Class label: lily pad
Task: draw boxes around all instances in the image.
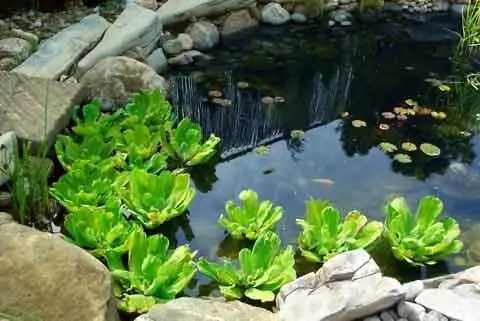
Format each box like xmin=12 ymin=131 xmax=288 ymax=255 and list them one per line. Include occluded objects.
xmin=290 ymin=130 xmax=305 ymax=140
xmin=254 ymin=145 xmax=271 ymax=156
xmin=379 ymin=142 xmax=398 ymax=153
xmin=379 ymin=123 xmax=390 ymax=130
xmin=381 ymin=112 xmax=396 ymax=119
xmin=341 ymin=111 xmax=350 ymax=118
xmin=352 ymin=120 xmax=367 ymax=128
xmin=393 ymin=154 xmax=412 ymax=164
xmin=405 ymin=99 xmax=418 ymax=107
xmin=420 ymin=143 xmax=441 ymax=157
xmin=439 ymin=84 xmax=451 ymax=92
xmin=401 ymin=142 xmax=417 ymax=152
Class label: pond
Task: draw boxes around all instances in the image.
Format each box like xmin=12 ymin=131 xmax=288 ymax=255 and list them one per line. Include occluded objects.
xmin=162 ymin=14 xmax=480 ymax=295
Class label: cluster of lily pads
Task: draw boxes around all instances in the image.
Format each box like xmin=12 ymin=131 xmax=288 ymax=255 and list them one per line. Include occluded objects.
xmin=48 ymin=90 xmax=464 ymax=315
xmin=348 ymin=99 xmax=445 ymax=164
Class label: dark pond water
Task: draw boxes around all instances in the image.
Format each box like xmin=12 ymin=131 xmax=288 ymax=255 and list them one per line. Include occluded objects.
xmin=163 ymin=15 xmax=480 ymax=296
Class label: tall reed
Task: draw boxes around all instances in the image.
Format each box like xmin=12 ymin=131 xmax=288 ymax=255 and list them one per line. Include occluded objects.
xmin=459 ymin=0 xmax=480 ymax=55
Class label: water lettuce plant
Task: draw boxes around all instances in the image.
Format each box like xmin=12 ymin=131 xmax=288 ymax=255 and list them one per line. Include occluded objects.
xmin=218 ymin=189 xmax=283 ymax=240
xmin=63 ymin=200 xmax=142 ymax=269
xmin=70 ymin=99 xmax=120 ymax=138
xmin=117 ymin=169 xmax=195 ymax=229
xmin=296 ymin=199 xmax=383 ymax=263
xmin=120 ymin=90 xmax=173 ymax=130
xmin=160 ymin=118 xmax=221 ymax=166
xmin=111 ymin=230 xmax=197 ymax=313
xmin=384 ymin=195 xmax=463 ymax=265
xmin=49 ymin=162 xmax=118 ymax=212
xmin=54 ymin=134 xmax=116 ymax=171
xmin=197 ymin=231 xmax=296 ymax=302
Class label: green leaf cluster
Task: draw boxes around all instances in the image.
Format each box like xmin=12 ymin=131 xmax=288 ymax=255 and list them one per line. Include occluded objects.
xmin=384 ymin=196 xmax=463 ymax=265
xmin=296 ymin=199 xmax=384 ymax=263
xmin=197 ymin=231 xmax=296 ymax=302
xmin=111 ymin=230 xmax=197 ymax=313
xmin=218 ymin=189 xmax=283 ymax=240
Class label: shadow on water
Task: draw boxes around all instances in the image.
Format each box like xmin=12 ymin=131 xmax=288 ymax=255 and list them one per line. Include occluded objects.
xmin=161 ymin=17 xmax=480 ymax=297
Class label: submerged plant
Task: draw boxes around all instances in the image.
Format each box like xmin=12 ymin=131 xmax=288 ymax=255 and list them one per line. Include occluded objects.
xmin=117 ymin=169 xmax=195 ymax=229
xmin=160 ymin=118 xmax=221 ymax=166
xmin=111 ymin=230 xmax=197 ymax=313
xmin=384 ymin=196 xmax=463 ymax=265
xmin=63 ymin=200 xmax=142 ymax=269
xmin=197 ymin=231 xmax=296 ymax=302
xmin=218 ymin=189 xmax=283 ymax=240
xmin=296 ymin=199 xmax=383 ymax=263
xmin=49 ymin=162 xmax=118 ymax=212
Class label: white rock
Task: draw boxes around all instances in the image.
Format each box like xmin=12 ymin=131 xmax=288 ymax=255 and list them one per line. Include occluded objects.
xmin=77 ymin=3 xmax=162 ymax=77
xmin=162 ymin=39 xmax=184 ymax=56
xmin=425 ymin=310 xmax=448 ymax=321
xmin=79 ymin=56 xmax=167 ymax=109
xmin=364 ymin=316 xmax=381 ymax=321
xmin=177 ymin=33 xmax=194 ymax=51
xmin=0 ymin=38 xmax=32 ymax=62
xmin=221 ymin=9 xmax=259 ymax=37
xmin=380 ymin=310 xmax=396 ymax=321
xmin=147 ymin=48 xmax=168 ymax=73
xmin=397 ymin=301 xmax=426 ymax=321
xmin=167 ymin=50 xmax=206 ymax=66
xmin=291 ymin=12 xmax=307 ymax=23
xmin=402 ymin=280 xmax=424 ymax=301
xmin=0 ymin=132 xmax=17 ymax=187
xmin=261 ymin=3 xmax=290 ymax=25
xmin=187 ymin=21 xmax=219 ymax=50
xmin=13 ymin=14 xmax=110 ymax=80
xmin=416 ymin=288 xmax=480 ymax=321
xmin=157 ymin=0 xmax=256 ymax=25
xmin=277 ymin=249 xmax=404 ymax=321
xmin=9 ymin=29 xmax=39 ymax=47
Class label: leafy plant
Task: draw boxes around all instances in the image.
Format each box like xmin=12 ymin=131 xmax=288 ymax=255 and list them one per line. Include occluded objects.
xmin=117 ymin=169 xmax=195 ymax=229
xmin=70 ymin=99 xmax=120 ymax=138
xmin=49 ymin=162 xmax=118 ymax=212
xmin=120 ymin=90 xmax=173 ymax=130
xmin=111 ymin=230 xmax=197 ymax=313
xmin=160 ymin=118 xmax=221 ymax=166
xmin=296 ymin=199 xmax=383 ymax=263
xmin=459 ymin=0 xmax=480 ymax=55
xmin=359 ymin=0 xmax=384 ymax=11
xmin=218 ymin=189 xmax=283 ymax=240
xmin=54 ymin=134 xmax=116 ymax=171
xmin=63 ymin=200 xmax=141 ymax=269
xmin=197 ymin=231 xmax=296 ymax=302
xmin=384 ymin=196 xmax=463 ymax=265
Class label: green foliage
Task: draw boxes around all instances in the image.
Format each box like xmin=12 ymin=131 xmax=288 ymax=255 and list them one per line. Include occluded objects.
xmin=459 ymin=0 xmax=480 ymax=55
xmin=197 ymin=231 xmax=296 ymax=302
xmin=160 ymin=118 xmax=221 ymax=166
xmin=3 ymin=141 xmax=51 ymax=228
xmin=359 ymin=0 xmax=384 ymax=11
xmin=120 ymin=90 xmax=173 ymax=130
xmin=111 ymin=230 xmax=197 ymax=313
xmin=63 ymin=200 xmax=141 ymax=269
xmin=117 ymin=169 xmax=195 ymax=229
xmin=49 ymin=162 xmax=118 ymax=212
xmin=304 ymin=0 xmax=325 ymax=18
xmin=296 ymin=199 xmax=383 ymax=263
xmin=218 ymin=189 xmax=283 ymax=240
xmin=70 ymin=99 xmax=120 ymax=138
xmin=384 ymin=196 xmax=463 ymax=265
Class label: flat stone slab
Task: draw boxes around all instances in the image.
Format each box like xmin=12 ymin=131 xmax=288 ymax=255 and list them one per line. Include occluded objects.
xmin=13 ymin=14 xmax=110 ymax=80
xmin=0 ymin=71 xmax=84 ymax=150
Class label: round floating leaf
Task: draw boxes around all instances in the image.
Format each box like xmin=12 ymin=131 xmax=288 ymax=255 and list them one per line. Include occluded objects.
xmin=381 ymin=112 xmax=396 ymax=119
xmin=401 ymin=142 xmax=417 ymax=152
xmin=379 ymin=124 xmax=390 ymax=130
xmin=420 ymin=143 xmax=441 ymax=157
xmin=254 ymin=145 xmax=271 ymax=156
xmin=379 ymin=142 xmax=398 ymax=153
xmin=394 ymin=154 xmax=412 ymax=164
xmin=290 ymin=130 xmax=305 ymax=140
xmin=352 ymin=120 xmax=367 ymax=128
xmin=405 ymin=99 xmax=418 ymax=107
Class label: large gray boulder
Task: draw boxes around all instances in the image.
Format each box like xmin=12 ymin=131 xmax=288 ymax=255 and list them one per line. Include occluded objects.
xmin=134 ymin=297 xmax=277 ymax=321
xmin=76 ymin=3 xmax=162 ymax=77
xmin=277 ymin=249 xmax=405 ymax=321
xmin=79 ymin=56 xmax=167 ymax=110
xmin=0 ymin=212 xmax=119 ymax=321
xmin=157 ymin=0 xmax=256 ymax=25
xmin=13 ymin=14 xmax=111 ymax=79
xmin=221 ymin=9 xmax=259 ymax=37
xmin=187 ymin=21 xmax=220 ymax=50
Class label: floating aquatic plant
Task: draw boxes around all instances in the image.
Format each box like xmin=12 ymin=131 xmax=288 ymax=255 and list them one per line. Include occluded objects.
xmin=379 ymin=124 xmax=390 ymax=131
xmin=405 ymin=99 xmax=418 ymax=107
xmin=420 ymin=143 xmax=441 ymax=157
xmin=352 ymin=120 xmax=367 ymax=128
xmin=381 ymin=112 xmax=396 ymax=119
xmin=341 ymin=112 xmax=350 ymax=118
xmin=261 ymin=96 xmax=274 ymax=104
xmin=397 ymin=114 xmax=408 ymax=121
xmin=290 ymin=130 xmax=305 ymax=140
xmin=254 ymin=145 xmax=271 ymax=156
xmin=237 ymin=81 xmax=249 ymax=89
xmin=274 ymin=96 xmax=286 ymax=103
xmin=379 ymin=142 xmax=398 ymax=153
xmin=401 ymin=142 xmax=417 ymax=152
xmin=208 ymin=90 xmax=223 ymax=98
xmin=393 ymin=154 xmax=412 ymax=164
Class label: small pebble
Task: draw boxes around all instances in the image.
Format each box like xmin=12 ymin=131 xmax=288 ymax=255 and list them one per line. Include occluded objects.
xmin=363 ymin=316 xmax=381 ymax=321
xmin=208 ymin=90 xmax=222 ymax=98
xmin=402 ymin=280 xmax=424 ymax=300
xmin=274 ymin=96 xmax=285 ymax=103
xmin=379 ymin=310 xmax=396 ymax=321
xmin=397 ymin=301 xmax=426 ymax=321
xmin=237 ymin=81 xmax=249 ymax=89
xmin=261 ymin=96 xmax=274 ymax=104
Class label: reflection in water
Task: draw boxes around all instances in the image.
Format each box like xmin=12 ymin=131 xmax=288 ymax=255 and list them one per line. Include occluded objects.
xmin=164 ymin=22 xmax=480 ymax=292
